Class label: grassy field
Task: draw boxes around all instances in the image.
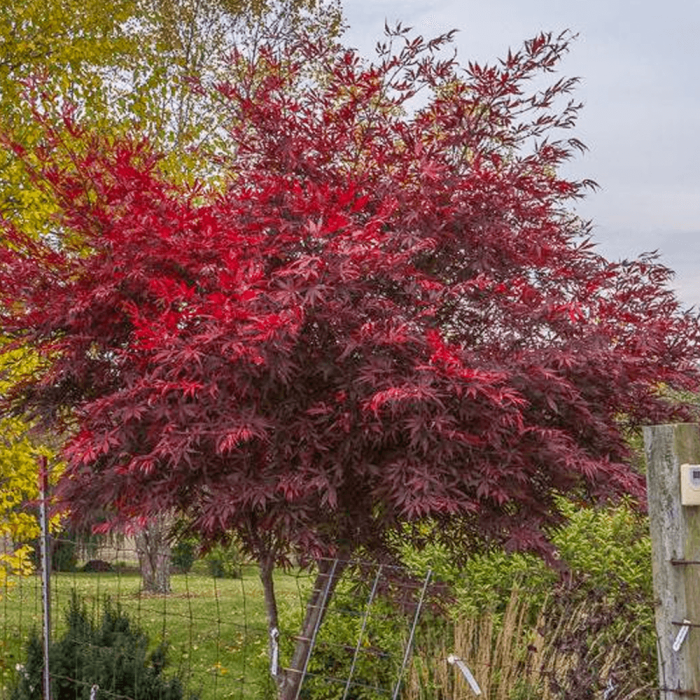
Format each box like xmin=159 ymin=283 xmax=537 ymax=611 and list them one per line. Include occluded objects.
xmin=0 ymin=563 xmax=312 ymax=700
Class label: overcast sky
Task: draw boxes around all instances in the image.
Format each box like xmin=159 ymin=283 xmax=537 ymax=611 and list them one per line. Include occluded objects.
xmin=341 ymin=1 xmax=700 ymax=309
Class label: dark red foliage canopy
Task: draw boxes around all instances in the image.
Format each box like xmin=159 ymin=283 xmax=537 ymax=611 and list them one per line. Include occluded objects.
xmin=2 ymin=29 xmax=699 ymax=561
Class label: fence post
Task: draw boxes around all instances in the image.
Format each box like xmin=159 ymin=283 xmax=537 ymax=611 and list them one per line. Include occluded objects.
xmin=643 ymin=423 xmax=700 ymax=699
xmin=38 ymin=456 xmax=52 ymax=700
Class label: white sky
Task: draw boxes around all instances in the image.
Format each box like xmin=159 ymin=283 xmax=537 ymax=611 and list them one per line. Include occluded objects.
xmin=342 ymin=0 xmax=700 ymax=309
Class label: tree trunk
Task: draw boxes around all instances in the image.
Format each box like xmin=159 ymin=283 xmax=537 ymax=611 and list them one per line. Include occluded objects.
xmin=278 ymin=557 xmax=349 ymax=700
xmin=134 ymin=515 xmax=172 ymax=594
xmin=259 ymin=555 xmax=281 ymax=683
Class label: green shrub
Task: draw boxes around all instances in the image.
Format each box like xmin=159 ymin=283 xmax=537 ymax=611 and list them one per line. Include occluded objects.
xmin=551 ymin=496 xmax=652 ymax=595
xmin=399 ymin=496 xmax=652 ymax=620
xmin=204 ymin=541 xmax=244 ymax=579
xmin=51 ymin=538 xmax=79 ymax=572
xmin=171 ymin=537 xmax=198 ymax=574
xmin=11 ymin=592 xmax=197 ymax=700
xmin=396 ymin=522 xmax=554 ymax=621
xmin=28 ymin=532 xmax=78 ymax=573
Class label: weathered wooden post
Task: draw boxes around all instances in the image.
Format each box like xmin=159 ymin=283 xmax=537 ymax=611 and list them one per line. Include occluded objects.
xmin=644 ymin=423 xmax=700 ymax=698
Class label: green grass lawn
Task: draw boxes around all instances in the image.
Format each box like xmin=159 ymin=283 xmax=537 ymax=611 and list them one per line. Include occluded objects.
xmin=0 ymin=564 xmax=312 ymax=700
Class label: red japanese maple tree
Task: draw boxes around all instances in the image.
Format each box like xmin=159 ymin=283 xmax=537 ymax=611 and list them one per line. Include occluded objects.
xmin=2 ymin=28 xmax=699 ymax=697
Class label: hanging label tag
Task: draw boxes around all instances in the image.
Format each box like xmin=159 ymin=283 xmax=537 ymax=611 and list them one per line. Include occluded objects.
xmin=448 ymin=654 xmax=482 ymax=695
xmin=270 ymin=627 xmax=280 ymax=677
xmin=673 ymin=620 xmax=692 ymax=652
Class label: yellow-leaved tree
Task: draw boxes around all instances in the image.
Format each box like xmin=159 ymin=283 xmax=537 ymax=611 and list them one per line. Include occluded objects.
xmin=0 ymin=344 xmax=58 ymax=587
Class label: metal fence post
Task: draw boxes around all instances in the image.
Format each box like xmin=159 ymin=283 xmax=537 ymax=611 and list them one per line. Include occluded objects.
xmin=391 ymin=568 xmax=432 ymax=700
xmin=38 ymin=456 xmax=52 ymax=700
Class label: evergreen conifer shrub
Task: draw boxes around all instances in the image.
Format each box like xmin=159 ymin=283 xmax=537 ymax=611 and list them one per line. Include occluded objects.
xmin=12 ymin=592 xmax=196 ymax=700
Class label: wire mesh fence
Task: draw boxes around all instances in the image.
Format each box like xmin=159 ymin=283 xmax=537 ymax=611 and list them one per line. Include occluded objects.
xmin=0 ymin=531 xmax=659 ymax=700
xmin=2 ymin=534 xmax=284 ymax=699
xmin=0 ymin=535 xmax=437 ymax=700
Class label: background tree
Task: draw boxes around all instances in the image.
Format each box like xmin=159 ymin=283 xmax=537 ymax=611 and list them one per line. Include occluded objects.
xmin=0 ymin=344 xmax=57 ymax=589
xmin=1 ymin=0 xmax=343 ymax=226
xmin=1 ymin=27 xmax=699 ymax=698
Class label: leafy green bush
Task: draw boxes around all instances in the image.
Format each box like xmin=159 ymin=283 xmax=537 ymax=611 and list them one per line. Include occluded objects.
xmin=396 ymin=522 xmax=554 ymax=621
xmin=171 ymin=537 xmax=198 ymax=574
xmin=11 ymin=592 xmax=197 ymax=700
xmin=400 ymin=496 xmax=652 ymax=619
xmin=552 ymin=497 xmax=652 ymax=595
xmin=204 ymin=541 xmax=244 ymax=579
xmin=51 ymin=538 xmax=79 ymax=572
xmin=28 ymin=531 xmax=78 ymax=573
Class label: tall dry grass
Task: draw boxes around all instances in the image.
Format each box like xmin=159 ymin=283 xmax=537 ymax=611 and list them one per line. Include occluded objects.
xmin=404 ymin=583 xmax=656 ymax=700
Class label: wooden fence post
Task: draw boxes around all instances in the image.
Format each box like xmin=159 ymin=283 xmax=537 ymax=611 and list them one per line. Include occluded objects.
xmin=643 ymin=423 xmax=700 ymax=699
